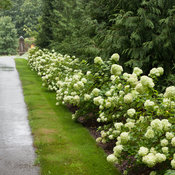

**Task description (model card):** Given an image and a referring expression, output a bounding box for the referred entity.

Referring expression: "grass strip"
[15,58,120,175]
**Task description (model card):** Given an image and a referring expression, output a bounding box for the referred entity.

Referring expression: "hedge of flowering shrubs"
[28,47,175,175]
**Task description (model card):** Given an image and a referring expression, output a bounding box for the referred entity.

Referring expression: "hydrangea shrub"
[28,47,175,175]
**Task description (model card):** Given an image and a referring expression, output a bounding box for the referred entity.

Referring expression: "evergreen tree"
[0,0,41,36]
[0,0,12,9]
[36,0,175,85]
[101,0,175,75]
[49,0,88,56]
[36,0,53,48]
[18,0,42,36]
[0,16,18,55]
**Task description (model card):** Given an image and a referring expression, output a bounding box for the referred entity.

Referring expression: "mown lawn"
[15,58,120,175]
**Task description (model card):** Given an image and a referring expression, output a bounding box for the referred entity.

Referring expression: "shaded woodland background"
[0,0,175,87]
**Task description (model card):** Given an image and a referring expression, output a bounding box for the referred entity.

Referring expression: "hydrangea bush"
[28,47,175,175]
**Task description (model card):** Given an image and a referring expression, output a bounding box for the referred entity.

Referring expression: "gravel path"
[0,56,39,175]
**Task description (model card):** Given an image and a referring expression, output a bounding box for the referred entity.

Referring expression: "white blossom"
[142,153,157,167]
[113,145,123,155]
[92,88,100,96]
[123,73,130,80]
[96,137,102,143]
[162,147,168,154]
[162,119,171,131]
[161,139,169,147]
[151,119,163,131]
[84,94,91,101]
[144,100,155,108]
[111,53,120,62]
[133,67,143,76]
[127,108,136,117]
[107,154,118,163]
[111,64,123,76]
[140,76,154,88]
[164,86,175,99]
[127,74,138,87]
[171,137,175,146]
[145,129,154,139]
[155,153,166,163]
[94,57,103,64]
[120,132,130,143]
[166,132,174,140]
[138,147,149,156]
[114,122,123,131]
[124,93,133,103]
[149,68,160,77]
[157,67,164,75]
[171,159,175,169]
[125,122,135,130]
[135,83,145,94]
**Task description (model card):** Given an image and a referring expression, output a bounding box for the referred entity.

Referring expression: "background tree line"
[36,0,175,87]
[0,0,41,55]
[0,0,175,87]
[0,0,12,10]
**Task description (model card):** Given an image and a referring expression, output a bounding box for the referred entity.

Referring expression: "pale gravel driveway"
[0,56,39,175]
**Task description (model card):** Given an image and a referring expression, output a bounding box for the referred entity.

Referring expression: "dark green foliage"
[0,0,12,9]
[36,0,175,87]
[37,0,95,59]
[0,0,42,37]
[0,16,18,55]
[105,0,175,75]
[19,0,42,36]
[36,0,53,48]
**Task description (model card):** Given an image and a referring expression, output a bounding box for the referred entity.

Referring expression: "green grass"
[15,58,120,175]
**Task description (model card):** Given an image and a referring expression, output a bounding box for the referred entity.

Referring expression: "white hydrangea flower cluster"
[144,100,155,108]
[124,93,133,103]
[106,154,118,163]
[93,96,104,106]
[113,145,123,155]
[171,154,175,169]
[145,128,155,138]
[138,147,149,156]
[140,76,154,88]
[133,67,143,76]
[141,151,166,167]
[149,67,164,77]
[135,83,145,94]
[150,119,172,131]
[171,137,175,146]
[111,64,123,75]
[127,108,136,117]
[160,139,168,146]
[125,121,135,130]
[84,94,91,101]
[166,132,174,140]
[127,74,138,87]
[91,88,101,96]
[142,153,157,167]
[162,147,168,154]
[123,73,130,80]
[120,132,130,143]
[164,86,175,99]
[162,98,175,109]
[94,56,104,65]
[110,53,120,62]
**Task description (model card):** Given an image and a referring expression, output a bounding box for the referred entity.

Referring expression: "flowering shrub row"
[28,47,175,175]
